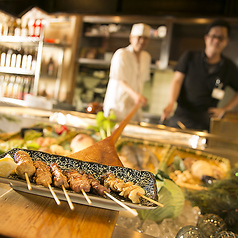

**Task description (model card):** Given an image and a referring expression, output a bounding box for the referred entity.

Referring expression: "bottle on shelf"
[17,77,24,100]
[5,49,13,67]
[16,47,22,68]
[47,56,55,76]
[2,75,10,97]
[28,19,35,37]
[21,48,28,69]
[26,49,33,71]
[0,47,8,67]
[2,18,9,36]
[14,19,21,37]
[22,77,32,99]
[10,49,17,68]
[35,19,43,37]
[31,50,37,71]
[8,18,15,36]
[12,76,21,99]
[21,19,29,37]
[6,75,15,98]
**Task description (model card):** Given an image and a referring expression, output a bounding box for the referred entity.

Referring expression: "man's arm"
[161,71,185,122]
[208,92,238,119]
[119,80,147,106]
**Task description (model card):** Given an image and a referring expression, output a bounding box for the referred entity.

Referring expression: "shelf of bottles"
[0,18,44,104]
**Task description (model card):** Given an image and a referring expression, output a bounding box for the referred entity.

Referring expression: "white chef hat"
[130,23,151,38]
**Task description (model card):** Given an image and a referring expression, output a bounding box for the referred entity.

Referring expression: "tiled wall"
[143,69,175,116]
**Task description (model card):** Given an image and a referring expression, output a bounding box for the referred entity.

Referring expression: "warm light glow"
[49,112,66,125]
[194,18,210,24]
[189,135,199,149]
[157,26,167,38]
[113,16,121,23]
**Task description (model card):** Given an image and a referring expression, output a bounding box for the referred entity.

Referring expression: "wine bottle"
[47,57,54,76]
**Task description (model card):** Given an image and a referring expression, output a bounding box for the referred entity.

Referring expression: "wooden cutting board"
[0,183,118,238]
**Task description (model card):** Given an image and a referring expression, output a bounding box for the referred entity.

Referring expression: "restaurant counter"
[0,105,237,166]
[0,105,237,238]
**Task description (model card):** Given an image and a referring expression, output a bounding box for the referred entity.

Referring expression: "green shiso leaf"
[137,179,185,222]
[173,155,186,172]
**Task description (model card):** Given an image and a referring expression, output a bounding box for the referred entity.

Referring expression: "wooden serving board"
[0,183,118,238]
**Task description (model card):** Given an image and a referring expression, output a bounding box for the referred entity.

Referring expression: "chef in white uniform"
[103,23,151,121]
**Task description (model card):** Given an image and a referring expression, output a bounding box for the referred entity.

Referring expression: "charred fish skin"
[14,150,36,179]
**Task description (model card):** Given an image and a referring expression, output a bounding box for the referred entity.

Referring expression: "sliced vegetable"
[92,111,117,139]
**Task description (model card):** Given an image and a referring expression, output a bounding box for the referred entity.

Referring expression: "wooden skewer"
[175,181,207,191]
[137,193,164,207]
[25,173,32,190]
[62,185,74,210]
[104,191,138,217]
[81,189,92,205]
[47,182,61,205]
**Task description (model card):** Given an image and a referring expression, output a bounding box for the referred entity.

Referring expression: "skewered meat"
[14,150,36,179]
[101,172,145,204]
[65,169,91,193]
[50,163,69,189]
[33,161,52,187]
[86,173,110,196]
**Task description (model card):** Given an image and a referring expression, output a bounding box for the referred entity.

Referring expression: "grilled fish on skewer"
[14,150,36,179]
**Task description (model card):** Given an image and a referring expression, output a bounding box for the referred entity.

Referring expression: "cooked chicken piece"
[65,169,91,193]
[33,161,52,187]
[128,187,145,204]
[101,172,146,204]
[50,163,69,189]
[14,150,36,179]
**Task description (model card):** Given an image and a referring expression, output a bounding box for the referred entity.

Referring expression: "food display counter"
[0,105,238,237]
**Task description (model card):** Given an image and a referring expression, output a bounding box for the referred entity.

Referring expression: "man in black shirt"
[161,19,238,131]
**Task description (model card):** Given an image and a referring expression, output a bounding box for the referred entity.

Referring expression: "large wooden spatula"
[69,103,141,166]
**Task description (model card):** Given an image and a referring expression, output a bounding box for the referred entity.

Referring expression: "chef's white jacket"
[103,44,151,121]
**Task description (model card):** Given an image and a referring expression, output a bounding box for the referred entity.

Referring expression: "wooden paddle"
[69,103,141,166]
